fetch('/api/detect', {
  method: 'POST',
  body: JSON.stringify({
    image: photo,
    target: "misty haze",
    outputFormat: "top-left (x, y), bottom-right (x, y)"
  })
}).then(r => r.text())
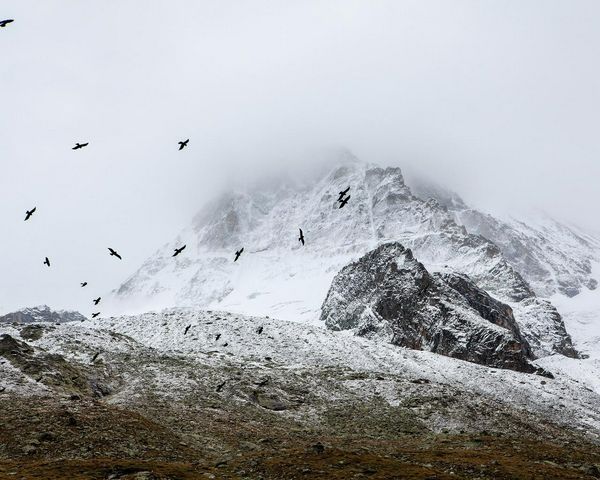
top-left (1, 2), bottom-right (600, 479)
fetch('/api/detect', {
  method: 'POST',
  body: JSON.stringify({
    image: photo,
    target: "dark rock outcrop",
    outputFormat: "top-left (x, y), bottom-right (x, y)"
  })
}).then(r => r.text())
top-left (321, 242), bottom-right (536, 373)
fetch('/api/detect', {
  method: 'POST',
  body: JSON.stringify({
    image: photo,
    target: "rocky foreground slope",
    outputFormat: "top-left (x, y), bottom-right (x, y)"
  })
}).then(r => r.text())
top-left (1, 310), bottom-right (600, 478)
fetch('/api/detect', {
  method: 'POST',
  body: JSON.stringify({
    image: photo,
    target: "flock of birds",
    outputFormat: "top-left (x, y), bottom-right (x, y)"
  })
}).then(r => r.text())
top-left (3, 14), bottom-right (354, 322)
top-left (19, 138), bottom-right (353, 321)
top-left (21, 138), bottom-right (197, 319)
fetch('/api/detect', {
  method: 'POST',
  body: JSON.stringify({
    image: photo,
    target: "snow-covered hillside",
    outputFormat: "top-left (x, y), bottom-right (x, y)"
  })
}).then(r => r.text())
top-left (2, 308), bottom-right (600, 479)
top-left (3, 309), bottom-right (598, 436)
top-left (409, 177), bottom-right (600, 298)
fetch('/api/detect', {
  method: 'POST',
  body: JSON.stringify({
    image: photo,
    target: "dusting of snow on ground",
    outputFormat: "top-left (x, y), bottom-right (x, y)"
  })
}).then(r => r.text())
top-left (77, 309), bottom-right (600, 436)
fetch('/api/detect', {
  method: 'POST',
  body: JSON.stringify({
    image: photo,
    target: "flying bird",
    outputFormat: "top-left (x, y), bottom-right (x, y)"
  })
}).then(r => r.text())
top-left (216, 380), bottom-right (226, 392)
top-left (338, 187), bottom-right (350, 201)
top-left (234, 248), bottom-right (244, 262)
top-left (178, 139), bottom-right (189, 150)
top-left (256, 326), bottom-right (263, 335)
top-left (215, 333), bottom-right (221, 341)
top-left (72, 142), bottom-right (89, 150)
top-left (43, 257), bottom-right (50, 267)
top-left (173, 245), bottom-right (186, 257)
top-left (80, 282), bottom-right (87, 287)
top-left (93, 297), bottom-right (101, 305)
top-left (0, 19), bottom-right (14, 28)
top-left (184, 324), bottom-right (191, 335)
top-left (298, 228), bottom-right (305, 246)
top-left (91, 352), bottom-right (100, 363)
top-left (91, 312), bottom-right (100, 318)
top-left (108, 247), bottom-right (122, 260)
top-left (24, 207), bottom-right (36, 221)
top-left (338, 195), bottom-right (350, 209)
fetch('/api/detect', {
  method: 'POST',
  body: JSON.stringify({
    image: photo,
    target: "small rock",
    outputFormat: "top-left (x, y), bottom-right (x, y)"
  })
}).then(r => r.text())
top-left (585, 465), bottom-right (600, 478)
top-left (311, 442), bottom-right (325, 454)
top-left (37, 432), bottom-right (55, 442)
top-left (22, 444), bottom-right (37, 455)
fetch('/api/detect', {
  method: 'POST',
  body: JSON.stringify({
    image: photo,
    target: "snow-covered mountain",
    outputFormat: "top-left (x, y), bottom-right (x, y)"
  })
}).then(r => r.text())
top-left (0, 305), bottom-right (86, 324)
top-left (109, 152), bottom-right (597, 359)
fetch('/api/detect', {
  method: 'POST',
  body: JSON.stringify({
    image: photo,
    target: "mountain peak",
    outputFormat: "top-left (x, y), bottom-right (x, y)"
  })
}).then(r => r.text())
top-left (109, 155), bottom-right (592, 358)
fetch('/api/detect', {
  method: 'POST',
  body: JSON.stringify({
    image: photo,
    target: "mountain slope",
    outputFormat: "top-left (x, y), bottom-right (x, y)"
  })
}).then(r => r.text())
top-left (110, 153), bottom-right (586, 358)
top-left (409, 176), bottom-right (600, 298)
top-left (2, 309), bottom-right (600, 478)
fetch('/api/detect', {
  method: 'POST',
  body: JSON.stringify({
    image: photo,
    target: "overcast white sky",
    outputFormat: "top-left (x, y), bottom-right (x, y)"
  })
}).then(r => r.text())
top-left (1, 1), bottom-right (599, 314)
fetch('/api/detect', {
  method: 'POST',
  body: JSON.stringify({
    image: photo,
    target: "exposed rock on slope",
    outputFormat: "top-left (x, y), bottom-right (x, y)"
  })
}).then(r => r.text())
top-left (511, 298), bottom-right (578, 358)
top-left (0, 305), bottom-right (86, 324)
top-left (321, 242), bottom-right (536, 372)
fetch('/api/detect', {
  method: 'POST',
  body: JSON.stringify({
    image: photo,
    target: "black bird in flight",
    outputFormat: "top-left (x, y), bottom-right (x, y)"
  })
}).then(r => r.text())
top-left (178, 139), bottom-right (189, 150)
top-left (339, 195), bottom-right (350, 209)
top-left (234, 248), bottom-right (244, 262)
top-left (215, 333), bottom-right (221, 341)
top-left (216, 380), bottom-right (226, 392)
top-left (256, 326), bottom-right (263, 335)
top-left (91, 352), bottom-right (100, 363)
top-left (72, 142), bottom-right (89, 150)
top-left (184, 324), bottom-right (191, 335)
top-left (173, 245), bottom-right (186, 257)
top-left (24, 207), bottom-right (36, 221)
top-left (93, 297), bottom-right (101, 305)
top-left (91, 312), bottom-right (100, 318)
top-left (298, 228), bottom-right (305, 246)
top-left (0, 19), bottom-right (14, 28)
top-left (108, 247), bottom-right (122, 260)
top-left (80, 282), bottom-right (87, 287)
top-left (43, 257), bottom-right (50, 267)
top-left (338, 186), bottom-right (350, 201)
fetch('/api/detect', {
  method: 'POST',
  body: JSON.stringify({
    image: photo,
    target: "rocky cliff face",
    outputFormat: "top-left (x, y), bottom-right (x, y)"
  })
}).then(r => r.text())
top-left (110, 152), bottom-right (585, 358)
top-left (0, 305), bottom-right (86, 324)
top-left (321, 243), bottom-right (536, 373)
